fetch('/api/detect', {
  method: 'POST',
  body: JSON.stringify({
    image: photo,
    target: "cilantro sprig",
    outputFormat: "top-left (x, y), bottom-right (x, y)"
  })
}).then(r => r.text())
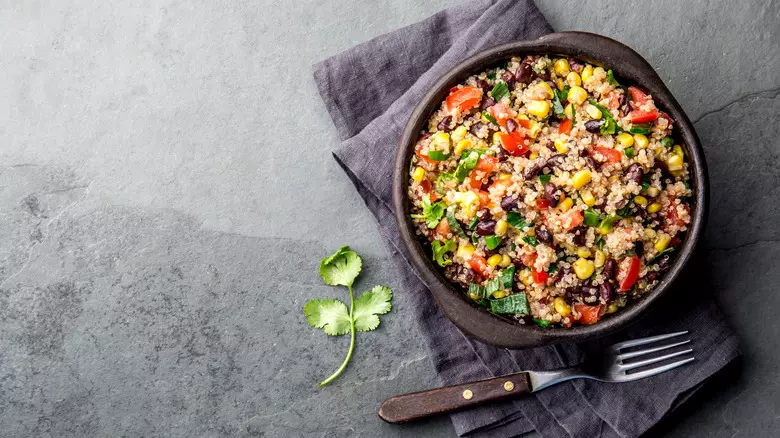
top-left (410, 194), bottom-right (446, 228)
top-left (304, 246), bottom-right (392, 385)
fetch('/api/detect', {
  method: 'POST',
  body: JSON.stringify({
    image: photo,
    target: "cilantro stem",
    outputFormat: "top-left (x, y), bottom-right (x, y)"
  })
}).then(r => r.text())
top-left (319, 284), bottom-right (356, 386)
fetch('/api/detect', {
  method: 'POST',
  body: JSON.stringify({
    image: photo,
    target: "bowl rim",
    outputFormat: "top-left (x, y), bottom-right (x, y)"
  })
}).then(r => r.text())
top-left (391, 31), bottom-right (709, 348)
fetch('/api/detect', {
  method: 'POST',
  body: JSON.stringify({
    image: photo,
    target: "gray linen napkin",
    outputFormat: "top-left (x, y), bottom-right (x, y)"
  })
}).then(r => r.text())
top-left (313, 1), bottom-right (741, 436)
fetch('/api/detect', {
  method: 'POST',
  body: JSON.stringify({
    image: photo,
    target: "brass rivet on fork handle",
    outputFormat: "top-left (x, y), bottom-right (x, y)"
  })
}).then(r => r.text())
top-left (461, 389), bottom-right (473, 399)
top-left (503, 381), bottom-right (515, 391)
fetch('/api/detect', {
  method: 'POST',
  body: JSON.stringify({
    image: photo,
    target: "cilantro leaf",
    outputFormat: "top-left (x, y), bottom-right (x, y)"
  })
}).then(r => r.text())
top-left (590, 101), bottom-right (619, 135)
top-left (552, 88), bottom-right (566, 118)
top-left (455, 151), bottom-right (480, 182)
top-left (413, 194), bottom-right (446, 228)
top-left (319, 246), bottom-right (362, 287)
top-left (304, 299), bottom-right (351, 336)
top-left (482, 110), bottom-right (498, 125)
top-left (432, 239), bottom-right (457, 267)
top-left (353, 285), bottom-right (393, 332)
top-left (523, 236), bottom-right (539, 247)
top-left (485, 235), bottom-right (502, 250)
top-left (606, 69), bottom-right (620, 86)
top-left (506, 212), bottom-right (530, 229)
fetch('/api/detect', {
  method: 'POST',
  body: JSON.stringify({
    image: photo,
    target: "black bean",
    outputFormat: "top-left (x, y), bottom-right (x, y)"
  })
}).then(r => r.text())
top-left (465, 268), bottom-right (476, 283)
top-left (658, 255), bottom-right (672, 271)
top-left (619, 91), bottom-right (629, 116)
top-left (569, 58), bottom-right (583, 73)
top-left (501, 196), bottom-right (518, 211)
top-left (634, 241), bottom-right (645, 258)
top-left (476, 219), bottom-right (496, 236)
top-left (579, 286), bottom-right (599, 298)
top-left (470, 122), bottom-right (486, 136)
top-left (476, 79), bottom-right (492, 94)
top-left (477, 208), bottom-right (491, 220)
top-left (647, 271), bottom-right (658, 282)
top-left (544, 182), bottom-right (559, 207)
top-left (437, 116), bottom-right (452, 132)
top-left (572, 226), bottom-right (588, 246)
top-left (505, 118), bottom-right (518, 133)
top-left (501, 70), bottom-right (515, 87)
top-left (546, 153), bottom-right (566, 168)
top-left (534, 69), bottom-right (551, 81)
top-left (600, 282), bottom-right (613, 301)
top-left (565, 286), bottom-right (578, 300)
top-left (625, 163), bottom-right (644, 185)
top-left (553, 267), bottom-right (570, 284)
top-left (480, 97), bottom-right (496, 110)
top-left (523, 161), bottom-right (543, 179)
top-left (579, 148), bottom-right (589, 157)
top-left (536, 226), bottom-right (554, 246)
top-left (516, 62), bottom-right (533, 84)
top-left (546, 140), bottom-right (556, 151)
top-left (603, 259), bottom-right (617, 281)
top-left (585, 156), bottom-right (599, 170)
top-left (496, 147), bottom-right (509, 161)
top-left (637, 208), bottom-right (648, 220)
top-left (585, 119), bottom-right (605, 133)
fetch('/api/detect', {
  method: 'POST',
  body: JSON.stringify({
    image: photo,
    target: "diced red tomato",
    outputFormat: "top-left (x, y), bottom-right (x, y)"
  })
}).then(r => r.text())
top-left (619, 255), bottom-right (641, 291)
top-left (415, 143), bottom-right (435, 166)
top-left (628, 109), bottom-right (659, 123)
top-left (467, 169), bottom-right (482, 189)
top-left (607, 92), bottom-right (620, 112)
top-left (418, 179), bottom-right (440, 201)
top-left (520, 252), bottom-right (536, 268)
top-left (445, 86), bottom-right (482, 113)
top-left (489, 102), bottom-right (511, 127)
top-left (498, 131), bottom-right (529, 156)
top-left (560, 210), bottom-right (584, 230)
top-left (628, 86), bottom-right (650, 106)
top-left (475, 155), bottom-right (499, 173)
top-left (590, 146), bottom-right (622, 164)
top-left (532, 268), bottom-right (549, 285)
top-left (467, 255), bottom-right (489, 278)
top-left (516, 118), bottom-right (532, 129)
top-left (536, 199), bottom-right (550, 209)
top-left (575, 304), bottom-right (603, 325)
top-left (435, 218), bottom-right (451, 237)
top-left (474, 189), bottom-right (490, 207)
top-left (558, 118), bottom-right (572, 135)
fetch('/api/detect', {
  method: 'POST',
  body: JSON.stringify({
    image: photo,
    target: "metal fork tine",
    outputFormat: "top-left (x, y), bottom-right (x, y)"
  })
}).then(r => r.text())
top-left (620, 348), bottom-right (693, 371)
top-left (620, 357), bottom-right (695, 381)
top-left (608, 330), bottom-right (689, 352)
top-left (618, 339), bottom-right (691, 360)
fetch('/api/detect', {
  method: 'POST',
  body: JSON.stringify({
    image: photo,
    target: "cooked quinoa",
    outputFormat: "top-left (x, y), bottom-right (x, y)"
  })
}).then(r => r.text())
top-left (408, 55), bottom-right (692, 328)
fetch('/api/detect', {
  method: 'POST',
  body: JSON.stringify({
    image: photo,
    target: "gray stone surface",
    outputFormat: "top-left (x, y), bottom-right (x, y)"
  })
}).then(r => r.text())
top-left (0, 0), bottom-right (778, 436)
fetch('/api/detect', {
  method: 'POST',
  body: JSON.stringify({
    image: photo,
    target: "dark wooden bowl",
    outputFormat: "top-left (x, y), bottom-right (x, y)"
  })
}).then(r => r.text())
top-left (392, 32), bottom-right (708, 348)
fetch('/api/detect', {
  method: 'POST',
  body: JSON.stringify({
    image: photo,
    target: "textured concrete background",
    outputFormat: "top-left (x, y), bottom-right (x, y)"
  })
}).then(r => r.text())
top-left (0, 0), bottom-right (778, 436)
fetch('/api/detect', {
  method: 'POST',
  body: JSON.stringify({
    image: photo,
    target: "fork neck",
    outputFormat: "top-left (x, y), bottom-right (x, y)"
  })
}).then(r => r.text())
top-left (527, 367), bottom-right (593, 392)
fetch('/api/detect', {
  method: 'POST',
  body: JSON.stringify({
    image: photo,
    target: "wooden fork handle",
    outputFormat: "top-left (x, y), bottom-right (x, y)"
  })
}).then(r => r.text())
top-left (378, 372), bottom-right (532, 423)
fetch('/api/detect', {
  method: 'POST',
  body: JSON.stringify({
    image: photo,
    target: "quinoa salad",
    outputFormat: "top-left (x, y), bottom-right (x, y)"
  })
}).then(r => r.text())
top-left (408, 55), bottom-right (692, 328)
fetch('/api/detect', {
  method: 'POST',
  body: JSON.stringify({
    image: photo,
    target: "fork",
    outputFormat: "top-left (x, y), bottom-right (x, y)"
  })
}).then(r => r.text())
top-left (378, 331), bottom-right (694, 423)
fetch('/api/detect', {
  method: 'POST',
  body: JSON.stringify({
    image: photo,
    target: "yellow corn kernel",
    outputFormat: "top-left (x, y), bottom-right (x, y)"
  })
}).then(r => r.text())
top-left (564, 103), bottom-right (576, 119)
top-left (564, 243), bottom-right (577, 254)
top-left (554, 138), bottom-right (569, 153)
top-left (499, 255), bottom-right (512, 268)
top-left (454, 138), bottom-right (473, 155)
top-left (673, 145), bottom-right (684, 158)
top-left (573, 258), bottom-right (595, 280)
top-left (451, 126), bottom-right (468, 142)
top-left (554, 297), bottom-right (572, 317)
top-left (608, 175), bottom-right (620, 183)
top-left (498, 173), bottom-right (512, 181)
top-left (412, 167), bottom-right (425, 182)
top-left (527, 100), bottom-right (551, 118)
top-left (645, 186), bottom-right (660, 198)
top-left (495, 219), bottom-right (508, 237)
top-left (633, 134), bottom-right (649, 149)
top-left (492, 131), bottom-right (503, 145)
top-left (566, 71), bottom-right (582, 87)
top-left (634, 195), bottom-right (648, 206)
top-left (581, 65), bottom-right (594, 82)
top-left (617, 132), bottom-right (634, 147)
top-left (553, 58), bottom-right (571, 76)
top-left (527, 227), bottom-right (536, 237)
top-left (655, 235), bottom-right (672, 252)
top-left (607, 303), bottom-right (619, 314)
top-left (644, 227), bottom-right (657, 239)
top-left (529, 152), bottom-right (539, 160)
top-left (492, 290), bottom-right (507, 299)
top-left (536, 81), bottom-right (555, 99)
top-left (577, 247), bottom-right (592, 258)
top-left (433, 132), bottom-right (450, 148)
top-left (520, 269), bottom-right (534, 286)
top-left (585, 104), bottom-right (602, 119)
top-left (556, 78), bottom-right (566, 91)
top-left (476, 140), bottom-right (488, 149)
top-left (572, 169), bottom-right (592, 189)
top-left (526, 119), bottom-right (542, 138)
top-left (667, 155), bottom-right (683, 171)
top-left (580, 190), bottom-right (596, 207)
top-left (558, 197), bottom-right (574, 212)
top-left (468, 291), bottom-right (481, 301)
top-left (647, 202), bottom-right (662, 214)
top-left (456, 243), bottom-right (476, 261)
top-left (464, 203), bottom-right (478, 218)
top-left (487, 254), bottom-right (503, 267)
top-left (594, 249), bottom-right (606, 267)
top-left (593, 66), bottom-right (606, 78)
top-left (567, 86), bottom-right (588, 105)
top-left (599, 221), bottom-right (614, 235)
